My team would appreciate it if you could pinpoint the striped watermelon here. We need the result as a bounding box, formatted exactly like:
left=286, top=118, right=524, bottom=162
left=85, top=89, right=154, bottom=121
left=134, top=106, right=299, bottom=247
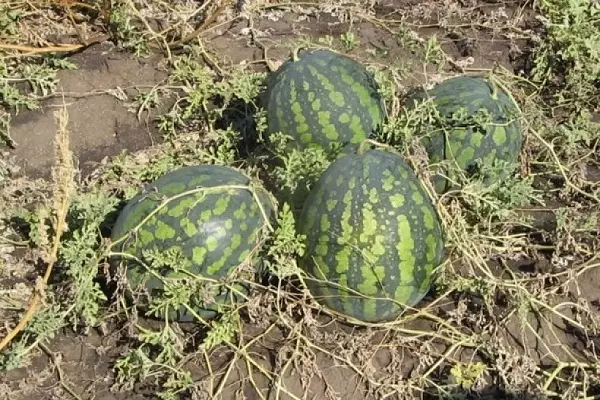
left=110, top=165, right=275, bottom=322
left=297, top=144, right=445, bottom=323
left=264, top=48, right=386, bottom=153
left=404, top=75, right=522, bottom=193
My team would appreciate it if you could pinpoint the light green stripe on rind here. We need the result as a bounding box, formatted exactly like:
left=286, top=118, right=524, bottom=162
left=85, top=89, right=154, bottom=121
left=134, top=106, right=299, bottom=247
left=298, top=149, right=445, bottom=323
left=110, top=165, right=275, bottom=322
left=404, top=75, right=522, bottom=194
left=265, top=49, right=386, bottom=153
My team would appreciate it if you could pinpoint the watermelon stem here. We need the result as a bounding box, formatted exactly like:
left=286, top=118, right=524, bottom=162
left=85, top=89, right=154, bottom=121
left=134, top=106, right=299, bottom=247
left=355, top=138, right=399, bottom=156
left=356, top=139, right=370, bottom=155
left=291, top=47, right=304, bottom=62
left=485, top=72, right=524, bottom=119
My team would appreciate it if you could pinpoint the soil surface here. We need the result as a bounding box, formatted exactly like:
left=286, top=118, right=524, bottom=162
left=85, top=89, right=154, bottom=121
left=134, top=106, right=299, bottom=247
left=1, top=2, right=599, bottom=400
left=9, top=42, right=169, bottom=180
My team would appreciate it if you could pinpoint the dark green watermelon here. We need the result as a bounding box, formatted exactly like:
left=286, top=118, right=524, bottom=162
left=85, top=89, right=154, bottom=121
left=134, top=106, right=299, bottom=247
left=110, top=165, right=275, bottom=322
left=297, top=145, right=445, bottom=323
left=264, top=48, right=386, bottom=153
left=404, top=75, right=522, bottom=193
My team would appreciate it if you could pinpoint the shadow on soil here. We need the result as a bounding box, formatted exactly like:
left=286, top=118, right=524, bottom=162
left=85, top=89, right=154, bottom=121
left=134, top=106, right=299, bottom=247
left=2, top=2, right=600, bottom=400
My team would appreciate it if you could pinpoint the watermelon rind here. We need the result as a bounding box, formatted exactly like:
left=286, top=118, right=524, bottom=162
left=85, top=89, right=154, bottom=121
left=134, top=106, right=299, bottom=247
left=264, top=48, right=386, bottom=153
left=110, top=164, right=275, bottom=322
left=404, top=75, right=522, bottom=193
left=297, top=144, right=445, bottom=323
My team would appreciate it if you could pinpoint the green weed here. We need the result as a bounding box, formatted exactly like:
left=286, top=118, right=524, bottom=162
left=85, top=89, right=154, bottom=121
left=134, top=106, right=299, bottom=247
left=532, top=0, right=600, bottom=110
left=0, top=52, right=76, bottom=147
left=1, top=1, right=600, bottom=400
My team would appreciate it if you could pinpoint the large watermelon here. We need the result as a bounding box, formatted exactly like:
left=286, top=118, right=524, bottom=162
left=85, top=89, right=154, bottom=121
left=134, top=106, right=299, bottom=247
left=403, top=75, right=522, bottom=193
left=297, top=144, right=445, bottom=323
left=110, top=165, right=275, bottom=322
left=264, top=48, right=386, bottom=153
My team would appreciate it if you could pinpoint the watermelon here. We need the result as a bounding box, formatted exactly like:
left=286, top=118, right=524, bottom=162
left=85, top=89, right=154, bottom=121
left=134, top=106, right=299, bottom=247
left=297, top=144, right=445, bottom=323
left=264, top=48, right=386, bottom=153
left=403, top=75, right=522, bottom=193
left=110, top=165, right=275, bottom=322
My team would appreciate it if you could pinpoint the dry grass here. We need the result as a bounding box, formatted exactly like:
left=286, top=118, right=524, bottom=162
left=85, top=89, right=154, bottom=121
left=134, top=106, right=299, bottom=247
left=0, top=1, right=599, bottom=399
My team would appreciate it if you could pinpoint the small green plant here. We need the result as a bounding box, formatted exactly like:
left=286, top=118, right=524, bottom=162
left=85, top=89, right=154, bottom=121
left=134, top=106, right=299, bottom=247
left=450, top=362, right=487, bottom=390
left=108, top=1, right=150, bottom=57
left=531, top=0, right=600, bottom=109
left=0, top=56, right=76, bottom=147
left=114, top=324, right=192, bottom=398
left=340, top=31, right=360, bottom=51
left=0, top=302, right=65, bottom=372
left=58, top=191, right=119, bottom=328
left=267, top=131, right=333, bottom=208
left=0, top=5, right=22, bottom=36
left=424, top=35, right=446, bottom=69
left=262, top=202, right=306, bottom=279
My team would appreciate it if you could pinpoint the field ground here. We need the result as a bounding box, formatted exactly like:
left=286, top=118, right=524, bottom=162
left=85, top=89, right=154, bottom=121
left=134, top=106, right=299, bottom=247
left=0, top=1, right=599, bottom=399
